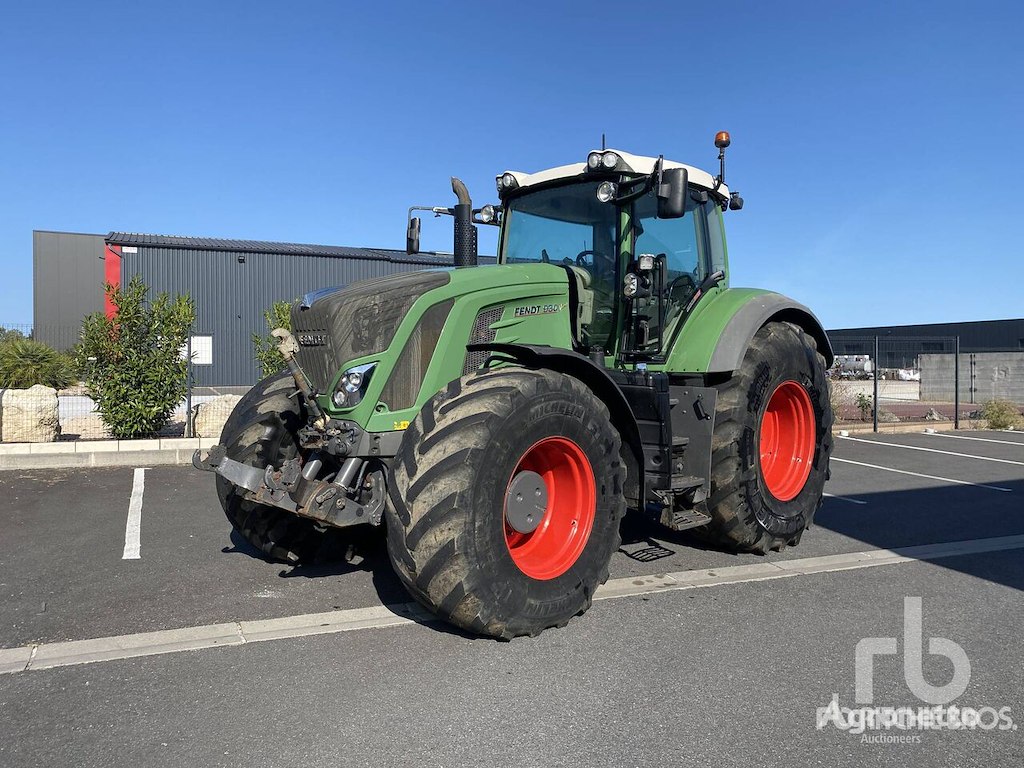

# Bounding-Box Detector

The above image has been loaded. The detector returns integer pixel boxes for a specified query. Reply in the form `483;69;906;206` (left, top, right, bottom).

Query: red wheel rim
759;381;816;501
504;437;596;580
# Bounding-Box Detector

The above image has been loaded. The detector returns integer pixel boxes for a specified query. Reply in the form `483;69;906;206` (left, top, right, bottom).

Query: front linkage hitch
192;446;385;528
192;328;386;530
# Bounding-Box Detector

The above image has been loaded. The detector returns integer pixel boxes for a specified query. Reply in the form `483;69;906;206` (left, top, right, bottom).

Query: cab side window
633;193;704;283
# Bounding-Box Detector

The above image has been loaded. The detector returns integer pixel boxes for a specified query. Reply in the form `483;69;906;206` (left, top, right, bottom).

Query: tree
77;276;195;439
252;299;293;378
0;326;26;344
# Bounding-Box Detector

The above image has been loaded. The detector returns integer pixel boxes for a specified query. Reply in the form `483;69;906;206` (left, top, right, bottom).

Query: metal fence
828;335;1024;431
3;324;1023;443
0;323;249;443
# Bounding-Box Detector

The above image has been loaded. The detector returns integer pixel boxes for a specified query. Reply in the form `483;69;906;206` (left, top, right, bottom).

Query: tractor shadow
225;525;483;638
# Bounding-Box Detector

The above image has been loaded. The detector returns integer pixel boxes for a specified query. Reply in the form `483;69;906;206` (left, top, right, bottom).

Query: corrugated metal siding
32;231;107;348
829;319;1024;354
121;247;447;386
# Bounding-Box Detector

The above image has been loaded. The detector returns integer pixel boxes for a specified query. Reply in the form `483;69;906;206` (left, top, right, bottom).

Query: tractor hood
292;270;452;393
291;264;573;423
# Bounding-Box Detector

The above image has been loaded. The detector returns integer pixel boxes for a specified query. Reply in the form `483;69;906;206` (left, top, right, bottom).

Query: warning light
714;131;731;149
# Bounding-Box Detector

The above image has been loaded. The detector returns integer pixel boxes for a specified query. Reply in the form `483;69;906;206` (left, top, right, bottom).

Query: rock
924;408;949;422
193;395;243;440
877;409;900;423
1;385;60;442
60;414;113;440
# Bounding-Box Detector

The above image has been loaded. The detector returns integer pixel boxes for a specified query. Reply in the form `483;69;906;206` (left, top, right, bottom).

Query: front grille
291;319;334;394
462;305;505;375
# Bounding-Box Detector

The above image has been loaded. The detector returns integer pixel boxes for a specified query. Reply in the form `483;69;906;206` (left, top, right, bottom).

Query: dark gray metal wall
120;246;447;386
829;319;1024;354
32;231;106;348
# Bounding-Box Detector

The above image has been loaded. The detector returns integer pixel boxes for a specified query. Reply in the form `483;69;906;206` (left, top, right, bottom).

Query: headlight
331;362;376;409
623;272;639;299
478;204;496;223
587;152;602;169
596;180;618;203
495;173;519;194
638;253;656;272
601;152;620;169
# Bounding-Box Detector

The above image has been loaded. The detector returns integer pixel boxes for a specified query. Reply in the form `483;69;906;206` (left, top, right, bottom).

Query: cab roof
500;149;727;197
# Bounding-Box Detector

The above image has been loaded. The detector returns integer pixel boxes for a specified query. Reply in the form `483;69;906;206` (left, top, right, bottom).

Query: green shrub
981;399;1023;430
855;392;873;421
77;276;195;439
0;338;76;389
252;300;293;378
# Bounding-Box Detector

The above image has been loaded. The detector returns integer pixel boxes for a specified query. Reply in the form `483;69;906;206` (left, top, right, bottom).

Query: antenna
601;133;606;151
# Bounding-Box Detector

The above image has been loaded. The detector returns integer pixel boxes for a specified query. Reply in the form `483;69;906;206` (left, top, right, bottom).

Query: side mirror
656;167;688;219
406;216;421;255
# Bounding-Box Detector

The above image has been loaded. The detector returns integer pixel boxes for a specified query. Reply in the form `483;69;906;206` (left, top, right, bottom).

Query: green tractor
195;133;834;639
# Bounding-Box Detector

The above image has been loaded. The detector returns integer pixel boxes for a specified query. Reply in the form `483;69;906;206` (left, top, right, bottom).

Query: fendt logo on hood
297;333;327;347
513;303;566;318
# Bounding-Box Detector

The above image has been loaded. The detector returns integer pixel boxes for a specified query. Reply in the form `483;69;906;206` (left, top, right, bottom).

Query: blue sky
1;1;1021;329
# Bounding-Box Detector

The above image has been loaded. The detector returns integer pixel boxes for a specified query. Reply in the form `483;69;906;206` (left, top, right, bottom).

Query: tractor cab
493;148;740;363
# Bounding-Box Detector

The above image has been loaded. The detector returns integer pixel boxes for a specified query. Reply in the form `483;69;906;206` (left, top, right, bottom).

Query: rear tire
384;367;626;639
701;321;833;553
215;371;325;564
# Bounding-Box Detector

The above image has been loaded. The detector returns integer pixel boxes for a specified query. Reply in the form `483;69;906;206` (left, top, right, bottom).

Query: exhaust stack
451;177;478;267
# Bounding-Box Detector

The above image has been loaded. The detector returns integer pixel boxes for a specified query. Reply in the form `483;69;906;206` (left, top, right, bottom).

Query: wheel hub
505;470;548;534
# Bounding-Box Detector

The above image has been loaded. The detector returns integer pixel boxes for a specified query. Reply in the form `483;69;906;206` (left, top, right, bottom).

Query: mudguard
667;289;833;374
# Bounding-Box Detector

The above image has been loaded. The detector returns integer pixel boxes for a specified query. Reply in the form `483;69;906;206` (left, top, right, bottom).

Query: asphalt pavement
0;430;1021;767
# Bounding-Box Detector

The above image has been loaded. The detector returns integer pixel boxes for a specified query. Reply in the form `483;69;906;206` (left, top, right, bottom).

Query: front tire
384;368;626;639
702;321;833;553
216;372;326;564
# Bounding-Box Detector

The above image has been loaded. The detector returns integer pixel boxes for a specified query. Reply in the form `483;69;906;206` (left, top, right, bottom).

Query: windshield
501;181;619;349
502;181;618;266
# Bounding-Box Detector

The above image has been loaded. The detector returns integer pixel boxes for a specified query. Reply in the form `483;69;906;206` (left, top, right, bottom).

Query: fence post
954;336;960;430
873;335;879;433
185;334;194;438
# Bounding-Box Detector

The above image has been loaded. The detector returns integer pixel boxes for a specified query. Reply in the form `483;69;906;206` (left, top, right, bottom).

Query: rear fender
668;289;833;374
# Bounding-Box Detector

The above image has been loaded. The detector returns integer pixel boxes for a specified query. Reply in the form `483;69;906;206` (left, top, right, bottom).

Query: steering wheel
572;249;616;272
666;273;698;305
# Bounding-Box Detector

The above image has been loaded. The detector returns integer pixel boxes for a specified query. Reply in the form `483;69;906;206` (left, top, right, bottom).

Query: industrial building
32;230;474;386
32;228;1022;389
828;318;1024;404
828;318;1024;368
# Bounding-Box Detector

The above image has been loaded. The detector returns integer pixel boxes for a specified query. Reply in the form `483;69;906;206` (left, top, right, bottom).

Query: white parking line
3;533;1023;675
924;432;1024;447
121;468;147;560
840;435;1024;467
831;458;1013;492
823;492;868;505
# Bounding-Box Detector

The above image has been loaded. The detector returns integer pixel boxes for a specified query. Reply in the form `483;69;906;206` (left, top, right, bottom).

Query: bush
77;276;195;439
855;392;873;421
0;338;76;389
252;300;293;378
981;399;1023;430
